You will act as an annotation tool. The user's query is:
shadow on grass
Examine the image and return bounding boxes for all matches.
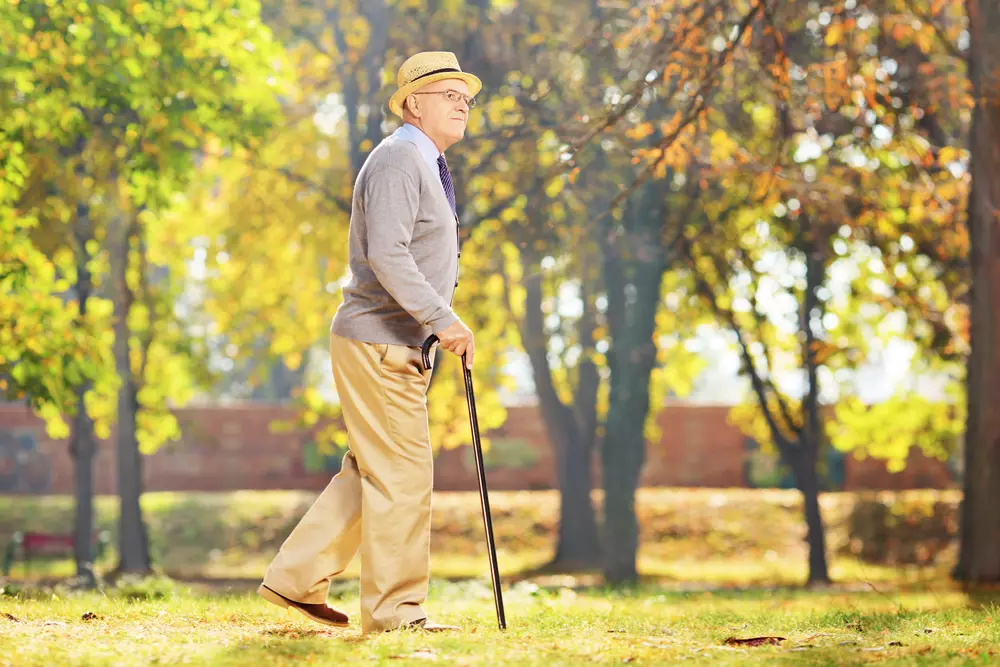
[211,635,355,665]
[261,627,340,639]
[208,621,455,666]
[962,585,1000,611]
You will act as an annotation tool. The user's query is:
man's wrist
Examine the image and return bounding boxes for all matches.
[430,311,460,333]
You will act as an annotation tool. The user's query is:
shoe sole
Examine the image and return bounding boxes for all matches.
[256,584,349,628]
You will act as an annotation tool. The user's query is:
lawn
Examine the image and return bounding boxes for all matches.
[2,579,998,666]
[0,488,992,665]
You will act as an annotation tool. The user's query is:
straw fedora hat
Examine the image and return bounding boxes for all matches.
[388,51,482,118]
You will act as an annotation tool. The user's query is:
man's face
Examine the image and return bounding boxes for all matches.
[409,78,471,149]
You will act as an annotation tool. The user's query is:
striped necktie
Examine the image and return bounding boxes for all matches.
[437,154,457,217]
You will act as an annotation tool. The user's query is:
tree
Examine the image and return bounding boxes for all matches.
[459,2,613,570]
[1,29,119,583]
[3,0,285,574]
[569,0,970,583]
[563,0,765,585]
[955,0,1000,583]
[454,1,710,575]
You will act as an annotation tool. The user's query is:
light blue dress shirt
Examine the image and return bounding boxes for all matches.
[394,123,446,195]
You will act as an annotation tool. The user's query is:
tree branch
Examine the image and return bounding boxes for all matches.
[903,0,966,59]
[682,229,796,455]
[577,0,768,233]
[256,163,352,213]
[567,0,731,152]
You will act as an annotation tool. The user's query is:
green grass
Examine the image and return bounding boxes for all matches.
[0,488,991,665]
[2,580,998,666]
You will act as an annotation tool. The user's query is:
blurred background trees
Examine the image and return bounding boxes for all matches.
[2,0,997,586]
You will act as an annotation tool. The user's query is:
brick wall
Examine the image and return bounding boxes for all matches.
[0,402,956,495]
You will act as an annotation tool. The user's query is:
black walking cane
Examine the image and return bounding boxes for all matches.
[422,334,507,631]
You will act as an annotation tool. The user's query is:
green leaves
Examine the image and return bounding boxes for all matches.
[1,0,285,452]
[831,391,965,472]
[0,215,117,436]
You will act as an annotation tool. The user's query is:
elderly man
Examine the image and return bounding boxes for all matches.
[256,51,480,634]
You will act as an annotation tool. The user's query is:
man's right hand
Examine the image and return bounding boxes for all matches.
[434,319,474,368]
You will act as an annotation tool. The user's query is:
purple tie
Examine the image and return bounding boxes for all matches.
[437,155,457,217]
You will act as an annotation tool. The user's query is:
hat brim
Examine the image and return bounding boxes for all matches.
[388,72,483,117]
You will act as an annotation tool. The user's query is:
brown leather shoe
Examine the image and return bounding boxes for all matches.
[257,583,349,628]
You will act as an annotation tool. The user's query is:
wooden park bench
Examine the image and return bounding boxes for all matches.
[2,531,110,577]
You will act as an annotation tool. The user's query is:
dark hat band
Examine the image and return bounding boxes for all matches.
[409,67,461,83]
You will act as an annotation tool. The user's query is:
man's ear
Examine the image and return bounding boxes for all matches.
[405,94,420,117]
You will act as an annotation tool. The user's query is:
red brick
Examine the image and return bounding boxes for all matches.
[0,402,957,495]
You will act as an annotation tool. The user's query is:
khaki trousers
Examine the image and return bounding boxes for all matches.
[262,332,436,633]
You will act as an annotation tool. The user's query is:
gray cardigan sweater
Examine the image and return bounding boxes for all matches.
[330,135,460,346]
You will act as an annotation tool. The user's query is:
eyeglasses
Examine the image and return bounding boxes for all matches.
[411,89,477,109]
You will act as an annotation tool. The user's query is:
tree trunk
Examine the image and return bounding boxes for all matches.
[69,190,97,586]
[360,0,388,163]
[522,258,601,569]
[599,332,659,584]
[71,392,97,583]
[599,190,664,584]
[331,0,388,178]
[249,357,307,401]
[792,445,831,584]
[599,376,646,585]
[799,223,831,585]
[556,280,603,568]
[552,437,600,568]
[112,217,151,574]
[956,0,1000,583]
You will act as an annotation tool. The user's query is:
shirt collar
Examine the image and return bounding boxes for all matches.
[394,123,442,174]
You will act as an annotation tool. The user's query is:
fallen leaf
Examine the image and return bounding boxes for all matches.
[724,636,786,647]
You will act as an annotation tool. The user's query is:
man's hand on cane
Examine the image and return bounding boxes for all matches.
[434,320,474,368]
